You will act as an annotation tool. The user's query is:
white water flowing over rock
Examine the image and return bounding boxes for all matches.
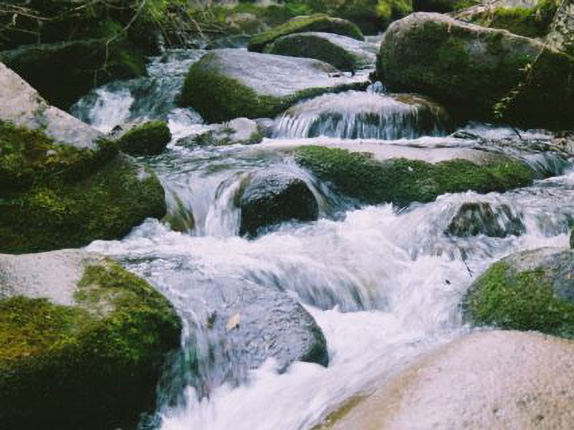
[273,91,451,140]
[72,47,574,430]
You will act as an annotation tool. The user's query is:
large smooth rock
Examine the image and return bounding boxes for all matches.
[319,331,574,430]
[248,14,364,53]
[293,144,536,207]
[0,62,102,149]
[265,32,377,71]
[179,49,368,123]
[0,39,146,109]
[0,250,181,430]
[464,247,574,338]
[378,12,574,128]
[239,171,320,237]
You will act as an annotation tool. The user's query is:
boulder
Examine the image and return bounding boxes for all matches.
[0,39,146,109]
[178,118,263,147]
[239,171,320,237]
[378,12,574,129]
[318,331,574,430]
[265,32,377,72]
[115,120,172,156]
[248,14,364,53]
[0,250,181,430]
[455,0,558,38]
[547,0,574,55]
[225,12,268,34]
[179,49,368,123]
[446,202,525,237]
[293,145,536,207]
[0,65,166,254]
[463,247,574,338]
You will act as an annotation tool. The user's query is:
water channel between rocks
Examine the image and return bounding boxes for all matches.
[71,48,574,430]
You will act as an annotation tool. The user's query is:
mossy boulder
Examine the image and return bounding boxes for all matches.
[0,122,166,254]
[239,171,320,237]
[179,49,369,123]
[0,38,146,109]
[463,248,574,338]
[378,12,574,129]
[317,331,574,430]
[0,250,181,430]
[293,145,536,207]
[116,120,172,156]
[546,0,574,55]
[248,14,364,52]
[265,32,377,71]
[446,202,525,237]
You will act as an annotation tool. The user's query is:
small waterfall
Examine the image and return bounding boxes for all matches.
[274,91,452,140]
[71,49,205,132]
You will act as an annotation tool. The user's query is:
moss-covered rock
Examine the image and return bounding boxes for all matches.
[463,248,574,338]
[0,250,181,430]
[117,120,172,156]
[0,38,146,109]
[0,122,166,254]
[265,32,377,71]
[239,171,319,237]
[456,0,559,38]
[378,12,574,129]
[179,49,369,123]
[294,145,536,207]
[546,0,574,56]
[413,0,479,13]
[248,14,365,52]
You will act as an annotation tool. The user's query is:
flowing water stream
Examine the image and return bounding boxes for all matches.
[72,47,574,430]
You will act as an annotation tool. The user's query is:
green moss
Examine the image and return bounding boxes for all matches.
[0,261,181,429]
[0,121,115,196]
[464,261,574,338]
[248,14,364,52]
[118,121,172,156]
[294,146,535,207]
[0,154,166,254]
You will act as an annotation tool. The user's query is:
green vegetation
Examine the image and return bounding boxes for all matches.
[0,261,181,430]
[249,14,365,52]
[294,146,535,207]
[464,260,574,338]
[0,122,166,254]
[118,120,172,156]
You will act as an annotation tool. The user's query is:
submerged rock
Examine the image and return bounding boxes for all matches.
[463,247,574,338]
[378,12,574,129]
[0,250,181,430]
[239,171,319,237]
[275,91,452,139]
[179,118,263,147]
[446,202,525,237]
[0,66,166,254]
[115,120,172,156]
[318,331,574,430]
[0,39,146,109]
[248,14,364,53]
[265,32,377,71]
[294,145,536,207]
[179,49,368,123]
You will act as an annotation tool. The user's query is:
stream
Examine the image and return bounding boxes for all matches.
[71,47,574,430]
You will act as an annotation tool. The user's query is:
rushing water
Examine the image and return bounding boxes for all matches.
[73,48,574,430]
